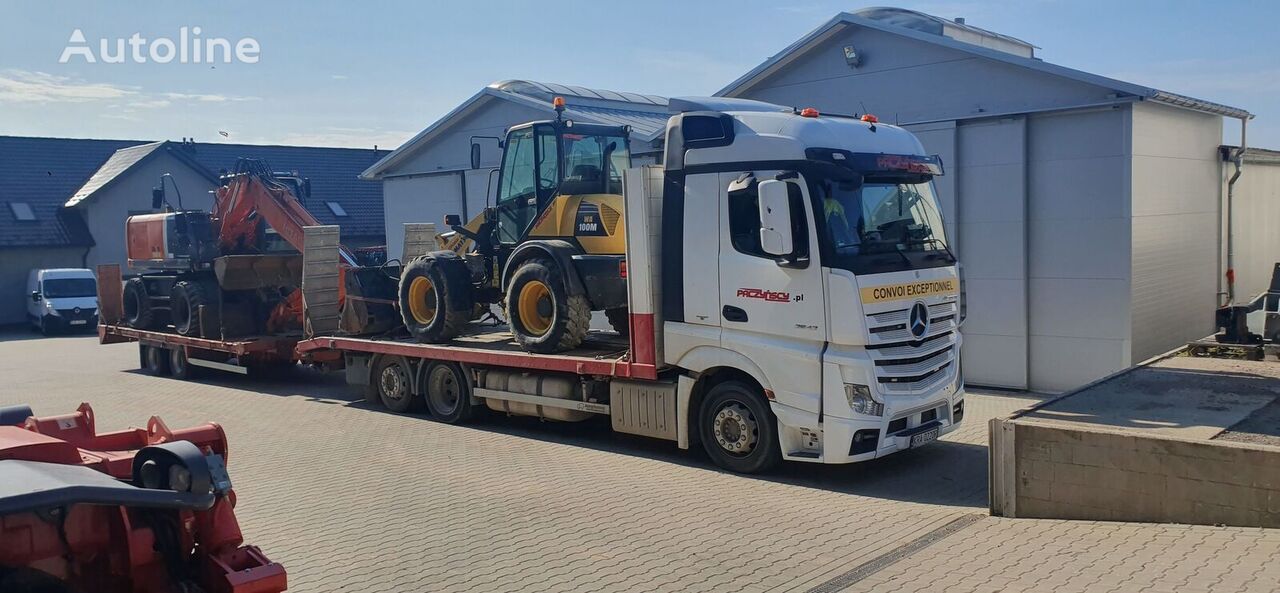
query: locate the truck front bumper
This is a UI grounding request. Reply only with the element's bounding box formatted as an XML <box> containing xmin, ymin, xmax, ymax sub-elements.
<box><xmin>775</xmin><ymin>389</ymin><xmax>966</xmax><ymax>464</ymax></box>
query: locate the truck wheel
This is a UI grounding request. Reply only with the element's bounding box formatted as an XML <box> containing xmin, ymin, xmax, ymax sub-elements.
<box><xmin>698</xmin><ymin>380</ymin><xmax>781</xmax><ymax>474</ymax></box>
<box><xmin>143</xmin><ymin>345</ymin><xmax>172</xmax><ymax>377</ymax></box>
<box><xmin>506</xmin><ymin>258</ymin><xmax>590</xmax><ymax>353</ymax></box>
<box><xmin>605</xmin><ymin>307</ymin><xmax>630</xmax><ymax>338</ymax></box>
<box><xmin>169</xmin><ymin>347</ymin><xmax>199</xmax><ymax>380</ymax></box>
<box><xmin>424</xmin><ymin>361</ymin><xmax>475</xmax><ymax>423</ymax></box>
<box><xmin>375</xmin><ymin>356</ymin><xmax>420</xmax><ymax>413</ymax></box>
<box><xmin>123</xmin><ymin>278</ymin><xmax>156</xmax><ymax>330</ymax></box>
<box><xmin>399</xmin><ymin>256</ymin><xmax>471</xmax><ymax>343</ymax></box>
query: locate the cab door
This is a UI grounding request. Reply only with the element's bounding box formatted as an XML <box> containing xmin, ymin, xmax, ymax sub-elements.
<box><xmin>717</xmin><ymin>171</ymin><xmax>826</xmax><ymax>415</ymax></box>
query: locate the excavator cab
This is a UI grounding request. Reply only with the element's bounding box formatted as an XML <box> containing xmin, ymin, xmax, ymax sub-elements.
<box><xmin>400</xmin><ymin>98</ymin><xmax>633</xmax><ymax>353</ymax></box>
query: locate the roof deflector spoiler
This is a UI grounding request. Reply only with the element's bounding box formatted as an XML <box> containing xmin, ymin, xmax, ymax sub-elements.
<box><xmin>668</xmin><ymin>97</ymin><xmax>792</xmax><ymax>114</ymax></box>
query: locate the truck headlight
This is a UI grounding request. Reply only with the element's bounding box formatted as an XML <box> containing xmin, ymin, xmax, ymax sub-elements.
<box><xmin>44</xmin><ymin>301</ymin><xmax>58</xmax><ymax>314</ymax></box>
<box><xmin>844</xmin><ymin>384</ymin><xmax>883</xmax><ymax>416</ymax></box>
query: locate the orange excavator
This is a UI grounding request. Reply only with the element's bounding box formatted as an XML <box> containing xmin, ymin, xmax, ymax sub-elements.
<box><xmin>121</xmin><ymin>159</ymin><xmax>397</xmax><ymax>338</ymax></box>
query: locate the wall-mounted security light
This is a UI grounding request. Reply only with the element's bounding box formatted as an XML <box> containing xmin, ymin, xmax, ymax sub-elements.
<box><xmin>843</xmin><ymin>45</ymin><xmax>862</xmax><ymax>68</ymax></box>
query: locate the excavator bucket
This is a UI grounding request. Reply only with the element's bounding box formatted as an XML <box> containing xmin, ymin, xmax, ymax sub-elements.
<box><xmin>341</xmin><ymin>266</ymin><xmax>400</xmax><ymax>335</ymax></box>
<box><xmin>214</xmin><ymin>254</ymin><xmax>303</xmax><ymax>291</ymax></box>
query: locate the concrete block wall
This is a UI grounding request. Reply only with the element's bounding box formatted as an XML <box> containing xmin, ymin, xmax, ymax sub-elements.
<box><xmin>991</xmin><ymin>418</ymin><xmax>1280</xmax><ymax>528</ymax></box>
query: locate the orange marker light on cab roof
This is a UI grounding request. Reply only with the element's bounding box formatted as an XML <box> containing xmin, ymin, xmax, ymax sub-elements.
<box><xmin>861</xmin><ymin>114</ymin><xmax>879</xmax><ymax>123</ymax></box>
<box><xmin>800</xmin><ymin>107</ymin><xmax>820</xmax><ymax>118</ymax></box>
<box><xmin>552</xmin><ymin>96</ymin><xmax>566</xmax><ymax>108</ymax></box>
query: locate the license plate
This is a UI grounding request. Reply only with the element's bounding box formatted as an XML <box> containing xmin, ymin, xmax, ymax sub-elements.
<box><xmin>909</xmin><ymin>427</ymin><xmax>939</xmax><ymax>448</ymax></box>
<box><xmin>69</xmin><ymin>320</ymin><xmax>87</xmax><ymax>325</ymax></box>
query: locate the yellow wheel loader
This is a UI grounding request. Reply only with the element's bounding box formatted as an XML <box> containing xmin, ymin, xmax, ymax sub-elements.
<box><xmin>399</xmin><ymin>97</ymin><xmax>631</xmax><ymax>353</ymax></box>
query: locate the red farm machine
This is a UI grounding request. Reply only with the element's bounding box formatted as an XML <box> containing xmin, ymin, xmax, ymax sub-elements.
<box><xmin>0</xmin><ymin>403</ymin><xmax>285</xmax><ymax>593</ymax></box>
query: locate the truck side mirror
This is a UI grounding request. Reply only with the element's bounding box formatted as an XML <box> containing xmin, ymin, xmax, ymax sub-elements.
<box><xmin>152</xmin><ymin>187</ymin><xmax>165</xmax><ymax>210</ymax></box>
<box><xmin>303</xmin><ymin>178</ymin><xmax>313</xmax><ymax>199</ymax></box>
<box><xmin>758</xmin><ymin>180</ymin><xmax>794</xmax><ymax>257</ymax></box>
<box><xmin>31</xmin><ymin>291</ymin><xmax>41</xmax><ymax>303</ymax></box>
<box><xmin>470</xmin><ymin>143</ymin><xmax>481</xmax><ymax>170</ymax></box>
<box><xmin>444</xmin><ymin>214</ymin><xmax>462</xmax><ymax>227</ymax></box>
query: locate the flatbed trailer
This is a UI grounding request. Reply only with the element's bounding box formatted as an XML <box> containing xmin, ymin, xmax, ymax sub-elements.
<box><xmin>95</xmin><ymin>264</ymin><xmax>329</xmax><ymax>377</ymax></box>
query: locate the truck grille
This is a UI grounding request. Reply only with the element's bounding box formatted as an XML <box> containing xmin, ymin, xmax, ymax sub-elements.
<box><xmin>866</xmin><ymin>300</ymin><xmax>958</xmax><ymax>395</ymax></box>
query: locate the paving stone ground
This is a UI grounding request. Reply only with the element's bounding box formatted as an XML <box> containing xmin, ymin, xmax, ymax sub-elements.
<box><xmin>2</xmin><ymin>331</ymin><xmax>1277</xmax><ymax>592</ymax></box>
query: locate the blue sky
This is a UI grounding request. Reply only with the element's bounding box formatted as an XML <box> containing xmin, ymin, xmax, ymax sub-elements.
<box><xmin>1</xmin><ymin>0</ymin><xmax>1276</xmax><ymax>149</ymax></box>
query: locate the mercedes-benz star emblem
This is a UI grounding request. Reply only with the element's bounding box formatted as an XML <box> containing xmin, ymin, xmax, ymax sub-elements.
<box><xmin>73</xmin><ymin>307</ymin><xmax>81</xmax><ymax>315</ymax></box>
<box><xmin>909</xmin><ymin>302</ymin><xmax>930</xmax><ymax>339</ymax></box>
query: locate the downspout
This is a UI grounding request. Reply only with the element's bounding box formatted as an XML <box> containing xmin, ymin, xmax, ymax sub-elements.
<box><xmin>1224</xmin><ymin>117</ymin><xmax>1248</xmax><ymax>305</ymax></box>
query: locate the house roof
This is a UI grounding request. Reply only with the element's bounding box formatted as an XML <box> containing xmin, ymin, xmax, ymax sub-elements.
<box><xmin>0</xmin><ymin>136</ymin><xmax>141</xmax><ymax>248</ymax></box>
<box><xmin>0</xmin><ymin>135</ymin><xmax>390</xmax><ymax>250</ymax></box>
<box><xmin>64</xmin><ymin>141</ymin><xmax>217</xmax><ymax>208</ymax></box>
<box><xmin>361</xmin><ymin>80</ymin><xmax>671</xmax><ymax>180</ymax></box>
<box><xmin>717</xmin><ymin>10</ymin><xmax>1253</xmax><ymax>121</ymax></box>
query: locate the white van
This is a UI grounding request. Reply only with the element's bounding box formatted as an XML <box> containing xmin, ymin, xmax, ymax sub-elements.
<box><xmin>27</xmin><ymin>268</ymin><xmax>99</xmax><ymax>334</ymax></box>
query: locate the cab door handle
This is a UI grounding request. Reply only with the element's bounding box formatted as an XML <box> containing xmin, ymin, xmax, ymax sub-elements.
<box><xmin>723</xmin><ymin>305</ymin><xmax>748</xmax><ymax>323</ymax></box>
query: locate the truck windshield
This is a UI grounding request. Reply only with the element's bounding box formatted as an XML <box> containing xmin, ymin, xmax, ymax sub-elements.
<box><xmin>809</xmin><ymin>172</ymin><xmax>953</xmax><ymax>274</ymax></box>
<box><xmin>42</xmin><ymin>278</ymin><xmax>97</xmax><ymax>298</ymax></box>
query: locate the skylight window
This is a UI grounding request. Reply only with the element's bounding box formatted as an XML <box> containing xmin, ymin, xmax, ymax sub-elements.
<box><xmin>9</xmin><ymin>202</ymin><xmax>35</xmax><ymax>221</ymax></box>
<box><xmin>326</xmin><ymin>201</ymin><xmax>348</xmax><ymax>217</ymax></box>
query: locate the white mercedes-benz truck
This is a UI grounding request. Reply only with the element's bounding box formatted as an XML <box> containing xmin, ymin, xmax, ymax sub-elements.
<box><xmin>311</xmin><ymin>96</ymin><xmax>965</xmax><ymax>474</ymax></box>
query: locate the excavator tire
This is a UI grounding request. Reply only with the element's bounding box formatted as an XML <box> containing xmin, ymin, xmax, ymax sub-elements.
<box><xmin>506</xmin><ymin>258</ymin><xmax>590</xmax><ymax>353</ymax></box>
<box><xmin>122</xmin><ymin>278</ymin><xmax>157</xmax><ymax>330</ymax></box>
<box><xmin>399</xmin><ymin>254</ymin><xmax>472</xmax><ymax>343</ymax></box>
<box><xmin>171</xmin><ymin>280</ymin><xmax>214</xmax><ymax>337</ymax></box>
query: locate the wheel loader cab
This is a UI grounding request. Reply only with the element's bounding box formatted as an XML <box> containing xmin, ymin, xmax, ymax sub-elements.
<box><xmin>492</xmin><ymin>120</ymin><xmax>630</xmax><ymax>252</ymax></box>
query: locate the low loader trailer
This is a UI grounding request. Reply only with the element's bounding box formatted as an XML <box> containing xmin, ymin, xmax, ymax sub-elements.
<box><xmin>104</xmin><ymin>97</ymin><xmax>969</xmax><ymax>474</ymax></box>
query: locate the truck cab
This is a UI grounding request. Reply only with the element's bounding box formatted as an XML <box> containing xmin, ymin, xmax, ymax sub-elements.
<box><xmin>27</xmin><ymin>268</ymin><xmax>99</xmax><ymax>334</ymax></box>
<box><xmin>659</xmin><ymin>98</ymin><xmax>964</xmax><ymax>470</ymax></box>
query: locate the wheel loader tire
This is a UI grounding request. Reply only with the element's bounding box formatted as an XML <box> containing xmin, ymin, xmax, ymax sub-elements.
<box><xmin>506</xmin><ymin>258</ymin><xmax>590</xmax><ymax>353</ymax></box>
<box><xmin>605</xmin><ymin>307</ymin><xmax>630</xmax><ymax>338</ymax></box>
<box><xmin>399</xmin><ymin>255</ymin><xmax>471</xmax><ymax>343</ymax></box>
<box><xmin>171</xmin><ymin>280</ymin><xmax>212</xmax><ymax>336</ymax></box>
<box><xmin>123</xmin><ymin>278</ymin><xmax>156</xmax><ymax>330</ymax></box>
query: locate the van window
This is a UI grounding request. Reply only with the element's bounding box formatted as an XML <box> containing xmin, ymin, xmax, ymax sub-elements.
<box><xmin>42</xmin><ymin>278</ymin><xmax>97</xmax><ymax>298</ymax></box>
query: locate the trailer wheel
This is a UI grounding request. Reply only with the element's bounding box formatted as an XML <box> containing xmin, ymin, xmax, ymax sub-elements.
<box><xmin>605</xmin><ymin>307</ymin><xmax>630</xmax><ymax>338</ymax></box>
<box><xmin>375</xmin><ymin>356</ymin><xmax>420</xmax><ymax>413</ymax></box>
<box><xmin>123</xmin><ymin>278</ymin><xmax>157</xmax><ymax>330</ymax></box>
<box><xmin>506</xmin><ymin>258</ymin><xmax>590</xmax><ymax>353</ymax></box>
<box><xmin>424</xmin><ymin>361</ymin><xmax>474</xmax><ymax>424</ymax></box>
<box><xmin>399</xmin><ymin>255</ymin><xmax>471</xmax><ymax>343</ymax></box>
<box><xmin>169</xmin><ymin>347</ymin><xmax>199</xmax><ymax>380</ymax></box>
<box><xmin>143</xmin><ymin>345</ymin><xmax>172</xmax><ymax>377</ymax></box>
<box><xmin>698</xmin><ymin>380</ymin><xmax>781</xmax><ymax>474</ymax></box>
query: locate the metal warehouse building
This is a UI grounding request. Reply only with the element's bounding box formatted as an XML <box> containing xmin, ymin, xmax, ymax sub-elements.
<box><xmin>717</xmin><ymin>8</ymin><xmax>1256</xmax><ymax>392</ymax></box>
<box><xmin>371</xmin><ymin>7</ymin><xmax>1268</xmax><ymax>393</ymax></box>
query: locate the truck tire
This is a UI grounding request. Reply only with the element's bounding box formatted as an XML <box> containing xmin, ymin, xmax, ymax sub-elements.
<box><xmin>605</xmin><ymin>307</ymin><xmax>629</xmax><ymax>338</ymax></box>
<box><xmin>424</xmin><ymin>361</ymin><xmax>475</xmax><ymax>424</ymax></box>
<box><xmin>698</xmin><ymin>380</ymin><xmax>781</xmax><ymax>474</ymax></box>
<box><xmin>374</xmin><ymin>356</ymin><xmax>420</xmax><ymax>413</ymax></box>
<box><xmin>506</xmin><ymin>258</ymin><xmax>590</xmax><ymax>353</ymax></box>
<box><xmin>123</xmin><ymin>278</ymin><xmax>156</xmax><ymax>330</ymax></box>
<box><xmin>171</xmin><ymin>280</ymin><xmax>209</xmax><ymax>336</ymax></box>
<box><xmin>399</xmin><ymin>255</ymin><xmax>471</xmax><ymax>343</ymax></box>
<box><xmin>143</xmin><ymin>345</ymin><xmax>172</xmax><ymax>377</ymax></box>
